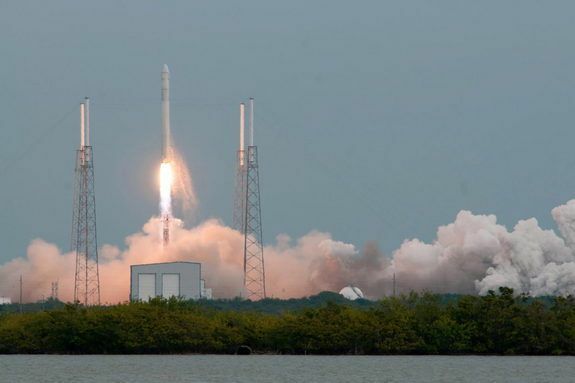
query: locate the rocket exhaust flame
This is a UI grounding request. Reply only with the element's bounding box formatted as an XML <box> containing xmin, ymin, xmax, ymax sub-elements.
<box><xmin>159</xmin><ymin>161</ymin><xmax>173</xmax><ymax>216</ymax></box>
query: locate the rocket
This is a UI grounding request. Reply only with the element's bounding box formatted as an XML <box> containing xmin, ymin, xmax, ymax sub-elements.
<box><xmin>161</xmin><ymin>64</ymin><xmax>171</xmax><ymax>161</ymax></box>
<box><xmin>160</xmin><ymin>64</ymin><xmax>172</xmax><ymax>247</ymax></box>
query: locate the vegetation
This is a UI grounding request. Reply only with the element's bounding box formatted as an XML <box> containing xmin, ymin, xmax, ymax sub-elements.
<box><xmin>0</xmin><ymin>288</ymin><xmax>574</xmax><ymax>355</ymax></box>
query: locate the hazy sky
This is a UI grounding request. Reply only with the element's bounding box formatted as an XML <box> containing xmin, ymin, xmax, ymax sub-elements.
<box><xmin>1</xmin><ymin>1</ymin><xmax>575</xmax><ymax>264</ymax></box>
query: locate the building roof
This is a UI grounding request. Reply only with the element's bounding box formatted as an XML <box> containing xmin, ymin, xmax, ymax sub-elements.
<box><xmin>130</xmin><ymin>261</ymin><xmax>201</xmax><ymax>268</ymax></box>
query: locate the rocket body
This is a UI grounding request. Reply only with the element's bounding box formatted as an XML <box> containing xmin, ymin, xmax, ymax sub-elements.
<box><xmin>160</xmin><ymin>64</ymin><xmax>172</xmax><ymax>247</ymax></box>
<box><xmin>161</xmin><ymin>64</ymin><xmax>171</xmax><ymax>161</ymax></box>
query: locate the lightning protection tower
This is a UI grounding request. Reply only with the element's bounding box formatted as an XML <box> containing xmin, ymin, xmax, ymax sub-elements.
<box><xmin>242</xmin><ymin>98</ymin><xmax>266</xmax><ymax>300</ymax></box>
<box><xmin>233</xmin><ymin>103</ymin><xmax>246</xmax><ymax>232</ymax></box>
<box><xmin>71</xmin><ymin>98</ymin><xmax>100</xmax><ymax>306</ymax></box>
<box><xmin>50</xmin><ymin>281</ymin><xmax>59</xmax><ymax>300</ymax></box>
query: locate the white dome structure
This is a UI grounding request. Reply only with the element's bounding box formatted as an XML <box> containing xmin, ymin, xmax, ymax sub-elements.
<box><xmin>339</xmin><ymin>286</ymin><xmax>364</xmax><ymax>300</ymax></box>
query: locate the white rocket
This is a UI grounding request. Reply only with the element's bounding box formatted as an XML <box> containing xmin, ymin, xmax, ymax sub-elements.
<box><xmin>160</xmin><ymin>64</ymin><xmax>172</xmax><ymax>247</ymax></box>
<box><xmin>161</xmin><ymin>64</ymin><xmax>171</xmax><ymax>161</ymax></box>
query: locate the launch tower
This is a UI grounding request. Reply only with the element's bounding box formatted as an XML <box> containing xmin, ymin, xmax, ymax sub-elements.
<box><xmin>71</xmin><ymin>98</ymin><xmax>100</xmax><ymax>306</ymax></box>
<box><xmin>236</xmin><ymin>98</ymin><xmax>266</xmax><ymax>300</ymax></box>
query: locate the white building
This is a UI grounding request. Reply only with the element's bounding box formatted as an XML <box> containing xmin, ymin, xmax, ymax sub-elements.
<box><xmin>339</xmin><ymin>286</ymin><xmax>364</xmax><ymax>300</ymax></box>
<box><xmin>130</xmin><ymin>261</ymin><xmax>212</xmax><ymax>301</ymax></box>
<box><xmin>0</xmin><ymin>297</ymin><xmax>11</xmax><ymax>305</ymax></box>
<box><xmin>201</xmin><ymin>280</ymin><xmax>212</xmax><ymax>300</ymax></box>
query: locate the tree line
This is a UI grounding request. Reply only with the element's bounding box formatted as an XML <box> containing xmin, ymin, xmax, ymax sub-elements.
<box><xmin>0</xmin><ymin>288</ymin><xmax>574</xmax><ymax>355</ymax></box>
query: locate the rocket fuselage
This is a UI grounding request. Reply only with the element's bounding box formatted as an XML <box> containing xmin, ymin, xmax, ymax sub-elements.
<box><xmin>160</xmin><ymin>65</ymin><xmax>172</xmax><ymax>248</ymax></box>
<box><xmin>161</xmin><ymin>64</ymin><xmax>171</xmax><ymax>161</ymax></box>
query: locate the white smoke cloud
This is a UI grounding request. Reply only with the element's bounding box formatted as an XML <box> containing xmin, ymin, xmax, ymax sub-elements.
<box><xmin>551</xmin><ymin>199</ymin><xmax>575</xmax><ymax>248</ymax></box>
<box><xmin>3</xmin><ymin>200</ymin><xmax>575</xmax><ymax>302</ymax></box>
<box><xmin>393</xmin><ymin>202</ymin><xmax>575</xmax><ymax>296</ymax></box>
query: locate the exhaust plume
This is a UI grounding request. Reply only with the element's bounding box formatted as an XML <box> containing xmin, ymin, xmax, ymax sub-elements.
<box><xmin>3</xmin><ymin>200</ymin><xmax>575</xmax><ymax>302</ymax></box>
<box><xmin>171</xmin><ymin>147</ymin><xmax>197</xmax><ymax>214</ymax></box>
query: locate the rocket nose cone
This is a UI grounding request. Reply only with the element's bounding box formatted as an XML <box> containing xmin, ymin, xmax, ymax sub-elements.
<box><xmin>162</xmin><ymin>64</ymin><xmax>170</xmax><ymax>73</ymax></box>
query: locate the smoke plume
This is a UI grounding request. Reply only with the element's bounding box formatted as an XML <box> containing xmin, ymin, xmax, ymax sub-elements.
<box><xmin>0</xmin><ymin>218</ymin><xmax>375</xmax><ymax>302</ymax></box>
<box><xmin>3</xmin><ymin>200</ymin><xmax>575</xmax><ymax>302</ymax></box>
<box><xmin>391</xmin><ymin>200</ymin><xmax>575</xmax><ymax>296</ymax></box>
<box><xmin>171</xmin><ymin>147</ymin><xmax>197</xmax><ymax>214</ymax></box>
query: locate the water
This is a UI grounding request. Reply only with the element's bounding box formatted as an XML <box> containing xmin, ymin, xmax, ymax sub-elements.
<box><xmin>0</xmin><ymin>355</ymin><xmax>573</xmax><ymax>382</ymax></box>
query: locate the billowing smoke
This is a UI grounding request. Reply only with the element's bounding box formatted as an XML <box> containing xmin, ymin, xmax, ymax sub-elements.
<box><xmin>392</xmin><ymin>200</ymin><xmax>575</xmax><ymax>296</ymax></box>
<box><xmin>3</xmin><ymin>200</ymin><xmax>575</xmax><ymax>302</ymax></box>
<box><xmin>264</xmin><ymin>235</ymin><xmax>390</xmax><ymax>298</ymax></box>
<box><xmin>0</xmin><ymin>218</ymin><xmax>378</xmax><ymax>302</ymax></box>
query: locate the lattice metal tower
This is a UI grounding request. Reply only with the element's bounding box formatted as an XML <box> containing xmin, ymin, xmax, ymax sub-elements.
<box><xmin>50</xmin><ymin>281</ymin><xmax>59</xmax><ymax>300</ymax></box>
<box><xmin>233</xmin><ymin>103</ymin><xmax>246</xmax><ymax>232</ymax></box>
<box><xmin>242</xmin><ymin>98</ymin><xmax>266</xmax><ymax>300</ymax></box>
<box><xmin>71</xmin><ymin>98</ymin><xmax>100</xmax><ymax>306</ymax></box>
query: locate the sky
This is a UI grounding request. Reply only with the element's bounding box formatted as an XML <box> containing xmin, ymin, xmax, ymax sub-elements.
<box><xmin>1</xmin><ymin>1</ymin><xmax>575</xmax><ymax>266</ymax></box>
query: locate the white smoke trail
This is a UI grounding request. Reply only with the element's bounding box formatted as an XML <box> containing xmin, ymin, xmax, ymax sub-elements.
<box><xmin>171</xmin><ymin>147</ymin><xmax>197</xmax><ymax>215</ymax></box>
